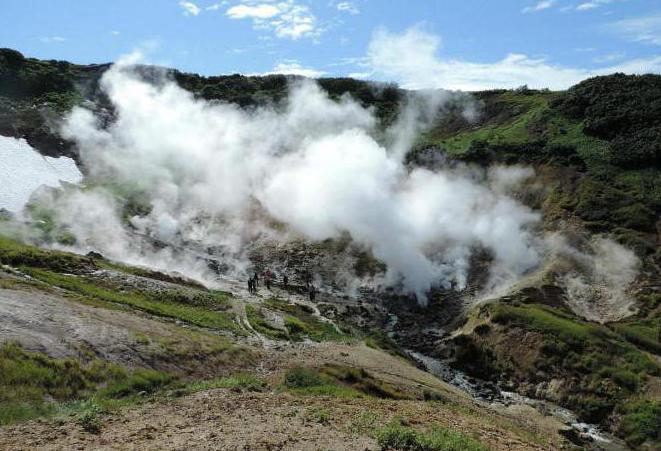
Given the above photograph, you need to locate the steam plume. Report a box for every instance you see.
[52,54,541,304]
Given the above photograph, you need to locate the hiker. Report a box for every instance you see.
[247,277,253,294]
[303,269,312,289]
[253,272,259,289]
[264,269,272,290]
[283,274,288,289]
[308,284,316,302]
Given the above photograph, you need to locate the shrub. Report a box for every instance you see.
[305,406,331,425]
[76,401,103,433]
[375,419,489,451]
[283,367,325,389]
[616,400,661,448]
[102,369,172,398]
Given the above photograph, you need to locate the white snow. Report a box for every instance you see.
[0,135,82,212]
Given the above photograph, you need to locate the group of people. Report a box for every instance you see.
[247,272,260,294]
[246,268,316,301]
[247,269,281,294]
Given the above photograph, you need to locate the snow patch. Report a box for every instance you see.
[0,136,82,213]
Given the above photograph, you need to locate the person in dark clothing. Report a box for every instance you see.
[283,274,288,289]
[304,270,312,288]
[247,278,253,294]
[308,284,316,302]
[253,272,259,289]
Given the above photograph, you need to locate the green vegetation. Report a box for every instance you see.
[410,76,660,262]
[0,342,173,425]
[364,330,406,358]
[422,91,551,155]
[76,401,103,433]
[304,406,332,425]
[0,235,93,273]
[375,418,490,451]
[553,73,661,168]
[282,365,409,400]
[615,399,661,449]
[182,373,267,393]
[23,268,243,334]
[613,320,661,354]
[282,366,364,398]
[246,298,346,342]
[245,304,289,340]
[483,302,659,423]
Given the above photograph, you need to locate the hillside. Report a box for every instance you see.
[0,48,659,451]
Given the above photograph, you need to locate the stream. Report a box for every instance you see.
[406,350,630,451]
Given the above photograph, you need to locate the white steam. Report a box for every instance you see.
[52,55,543,304]
[547,234,640,323]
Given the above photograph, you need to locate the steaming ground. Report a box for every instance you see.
[30,54,543,305]
[1,54,640,315]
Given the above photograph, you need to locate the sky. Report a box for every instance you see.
[1,0,661,90]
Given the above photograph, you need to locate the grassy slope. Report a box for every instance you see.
[0,236,266,424]
[0,239,531,450]
[419,83,659,449]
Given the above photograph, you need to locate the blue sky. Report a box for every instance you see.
[1,0,660,90]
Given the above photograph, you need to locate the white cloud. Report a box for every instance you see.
[522,0,556,14]
[362,26,661,90]
[608,14,661,46]
[337,1,359,15]
[226,3,280,19]
[575,0,616,11]
[592,51,625,63]
[179,1,201,16]
[39,36,67,43]
[576,2,599,11]
[110,30,121,36]
[206,1,228,11]
[606,55,661,73]
[259,60,327,78]
[225,0,319,40]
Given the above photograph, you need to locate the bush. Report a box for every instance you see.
[213,374,266,392]
[552,73,661,169]
[102,369,172,398]
[76,401,103,433]
[305,406,331,425]
[283,367,325,389]
[616,400,661,448]
[375,419,489,451]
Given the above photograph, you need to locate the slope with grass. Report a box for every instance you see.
[0,235,578,450]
